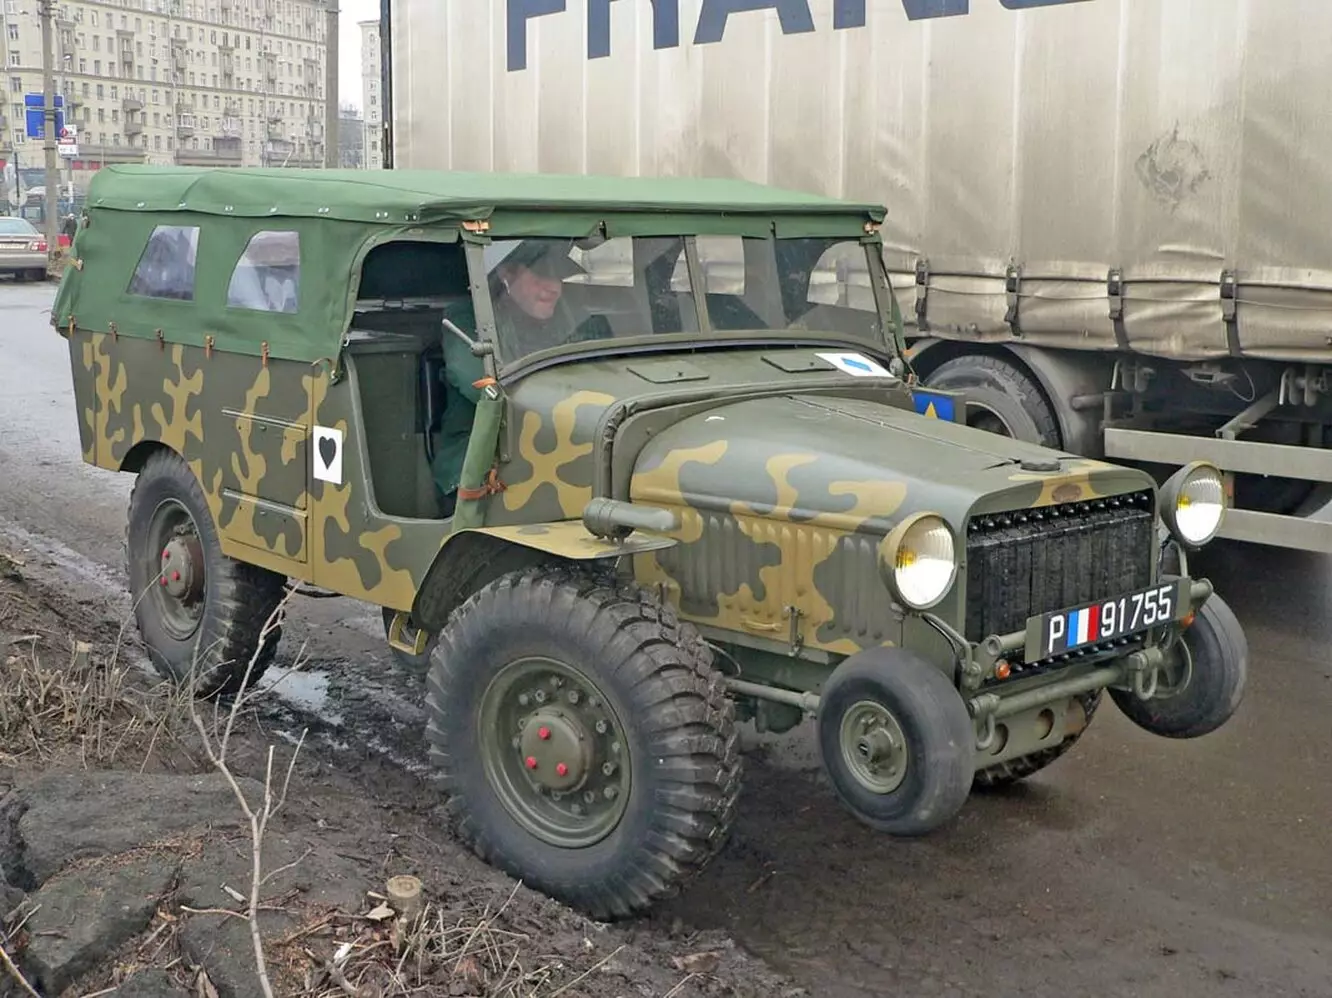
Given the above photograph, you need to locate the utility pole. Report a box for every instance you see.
[324,0,338,167]
[38,0,58,271]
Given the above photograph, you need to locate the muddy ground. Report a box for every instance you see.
[0,551,798,997]
[3,282,1332,997]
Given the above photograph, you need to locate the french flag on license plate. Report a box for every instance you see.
[1062,604,1100,651]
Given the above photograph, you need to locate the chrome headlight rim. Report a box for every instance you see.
[878,511,959,611]
[1160,460,1226,549]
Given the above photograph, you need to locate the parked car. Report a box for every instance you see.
[0,216,48,280]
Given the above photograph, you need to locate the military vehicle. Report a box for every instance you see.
[56,165,1246,920]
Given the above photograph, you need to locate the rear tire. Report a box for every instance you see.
[125,449,286,698]
[924,354,1061,446]
[816,648,975,835]
[425,566,741,920]
[1109,591,1247,739]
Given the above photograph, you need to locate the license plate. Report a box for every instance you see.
[1025,578,1188,662]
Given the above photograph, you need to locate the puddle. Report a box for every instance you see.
[262,667,345,726]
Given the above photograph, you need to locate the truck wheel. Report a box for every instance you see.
[424,566,741,920]
[923,354,1061,446]
[816,647,975,836]
[1109,591,1248,739]
[125,449,286,698]
[381,606,438,672]
[972,691,1101,790]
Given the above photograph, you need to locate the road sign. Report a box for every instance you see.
[58,124,77,158]
[24,93,65,140]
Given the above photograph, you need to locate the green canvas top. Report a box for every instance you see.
[54,165,889,366]
[83,164,888,225]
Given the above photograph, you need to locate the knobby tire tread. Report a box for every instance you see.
[424,565,741,920]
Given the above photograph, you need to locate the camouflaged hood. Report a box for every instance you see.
[627,392,1156,534]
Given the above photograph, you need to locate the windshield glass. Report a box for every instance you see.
[479,233,888,366]
[0,217,38,236]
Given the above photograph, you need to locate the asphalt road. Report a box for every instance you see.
[2,281,1330,997]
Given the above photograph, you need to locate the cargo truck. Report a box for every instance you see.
[376,0,1332,555]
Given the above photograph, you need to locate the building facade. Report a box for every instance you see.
[357,16,379,169]
[337,99,359,167]
[1,0,330,191]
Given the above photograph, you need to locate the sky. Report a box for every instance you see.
[337,0,379,115]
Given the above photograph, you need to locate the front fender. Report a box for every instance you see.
[409,520,677,631]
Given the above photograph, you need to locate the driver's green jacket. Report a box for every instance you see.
[430,300,611,507]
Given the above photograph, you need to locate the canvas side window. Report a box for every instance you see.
[227,230,300,313]
[126,225,200,301]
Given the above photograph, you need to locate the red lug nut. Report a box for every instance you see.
[556,763,569,777]
[525,756,538,770]
[538,726,551,740]
[172,571,181,581]
[160,577,168,586]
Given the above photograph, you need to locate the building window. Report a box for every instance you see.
[5,25,17,41]
[128,226,199,301]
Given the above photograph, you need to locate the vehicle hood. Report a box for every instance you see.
[627,393,1154,534]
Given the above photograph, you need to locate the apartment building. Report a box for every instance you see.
[1,0,330,187]
[357,15,379,169]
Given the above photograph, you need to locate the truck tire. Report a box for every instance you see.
[424,565,741,921]
[816,647,975,836]
[125,449,286,698]
[1109,591,1248,739]
[923,354,1061,447]
[972,691,1101,790]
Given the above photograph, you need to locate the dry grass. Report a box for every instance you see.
[283,888,627,998]
[0,634,196,772]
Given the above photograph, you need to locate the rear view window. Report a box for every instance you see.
[227,230,300,313]
[127,225,199,301]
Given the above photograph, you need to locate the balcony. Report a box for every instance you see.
[71,145,145,166]
[175,145,241,167]
[122,95,144,112]
[124,118,143,137]
[176,115,197,139]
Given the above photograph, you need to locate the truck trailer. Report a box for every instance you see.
[379,0,1332,554]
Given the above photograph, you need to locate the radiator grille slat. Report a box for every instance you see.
[965,491,1155,658]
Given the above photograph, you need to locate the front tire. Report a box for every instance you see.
[1109,591,1248,739]
[125,449,286,698]
[424,566,741,920]
[816,647,975,836]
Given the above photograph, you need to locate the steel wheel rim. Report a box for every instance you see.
[840,700,909,794]
[965,402,1014,438]
[478,656,632,848]
[145,498,206,642]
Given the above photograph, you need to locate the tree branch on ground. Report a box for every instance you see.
[184,587,311,998]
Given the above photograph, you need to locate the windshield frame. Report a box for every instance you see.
[460,228,905,382]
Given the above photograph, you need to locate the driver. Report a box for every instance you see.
[431,239,611,516]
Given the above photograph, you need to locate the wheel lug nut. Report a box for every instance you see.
[571,803,583,815]
[602,762,616,776]
[555,762,569,777]
[172,571,181,581]
[534,690,547,703]
[518,693,530,707]
[595,720,608,734]
[567,690,580,704]
[538,726,551,741]
[584,791,595,803]
[610,741,621,755]
[604,786,618,800]
[588,697,600,708]
[160,577,168,587]
[511,736,520,748]
[551,677,563,688]
[525,756,538,770]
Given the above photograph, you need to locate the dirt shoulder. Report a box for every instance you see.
[0,547,800,998]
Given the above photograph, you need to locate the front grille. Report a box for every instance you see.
[964,490,1155,662]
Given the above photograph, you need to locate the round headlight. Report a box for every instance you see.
[879,513,958,610]
[1161,461,1225,547]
